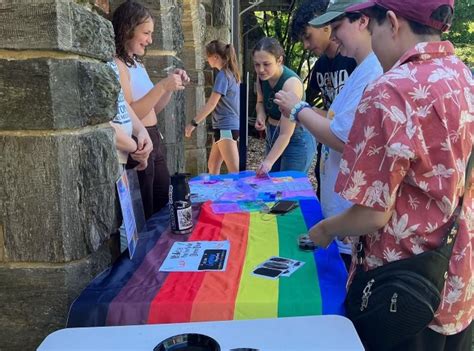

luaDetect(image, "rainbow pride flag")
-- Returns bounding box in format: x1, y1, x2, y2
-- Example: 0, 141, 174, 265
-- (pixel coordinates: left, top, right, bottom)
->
67, 198, 348, 327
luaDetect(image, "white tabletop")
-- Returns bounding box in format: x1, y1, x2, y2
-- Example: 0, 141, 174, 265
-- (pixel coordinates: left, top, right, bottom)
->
38, 315, 364, 350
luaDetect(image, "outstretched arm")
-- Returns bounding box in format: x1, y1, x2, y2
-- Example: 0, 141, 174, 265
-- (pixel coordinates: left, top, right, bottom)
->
254, 80, 266, 132
115, 58, 185, 119
185, 92, 221, 137
256, 77, 301, 176
308, 204, 392, 248
274, 91, 345, 152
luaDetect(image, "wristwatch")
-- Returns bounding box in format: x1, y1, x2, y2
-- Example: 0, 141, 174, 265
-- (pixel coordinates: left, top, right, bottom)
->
190, 119, 199, 127
289, 101, 310, 123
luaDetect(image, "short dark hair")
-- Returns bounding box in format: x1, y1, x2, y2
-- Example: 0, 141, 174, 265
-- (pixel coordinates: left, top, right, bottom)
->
328, 12, 363, 25
290, 0, 330, 41
345, 12, 363, 23
364, 4, 453, 36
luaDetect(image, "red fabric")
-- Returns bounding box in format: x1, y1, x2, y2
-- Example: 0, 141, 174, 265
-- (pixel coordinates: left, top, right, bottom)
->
147, 202, 224, 323
336, 41, 473, 335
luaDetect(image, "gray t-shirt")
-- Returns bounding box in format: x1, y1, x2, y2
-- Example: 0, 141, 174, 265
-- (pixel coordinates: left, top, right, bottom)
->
212, 69, 240, 130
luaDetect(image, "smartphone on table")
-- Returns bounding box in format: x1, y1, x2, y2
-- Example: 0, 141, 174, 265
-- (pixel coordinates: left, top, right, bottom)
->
269, 200, 298, 214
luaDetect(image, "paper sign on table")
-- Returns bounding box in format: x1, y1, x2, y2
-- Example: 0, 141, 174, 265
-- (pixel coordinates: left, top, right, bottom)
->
116, 171, 139, 259
159, 241, 230, 272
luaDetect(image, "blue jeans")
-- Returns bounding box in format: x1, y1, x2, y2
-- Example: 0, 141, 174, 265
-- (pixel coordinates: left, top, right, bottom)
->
265, 123, 316, 173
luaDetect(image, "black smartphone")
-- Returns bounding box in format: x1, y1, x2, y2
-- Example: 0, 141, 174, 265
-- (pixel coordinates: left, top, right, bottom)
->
298, 234, 318, 251
269, 200, 298, 214
252, 267, 283, 278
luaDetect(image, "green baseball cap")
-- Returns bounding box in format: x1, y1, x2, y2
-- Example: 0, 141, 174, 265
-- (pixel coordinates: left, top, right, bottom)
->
309, 0, 366, 27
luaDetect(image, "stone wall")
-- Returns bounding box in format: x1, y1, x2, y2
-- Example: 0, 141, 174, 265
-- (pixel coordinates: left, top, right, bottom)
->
0, 0, 230, 349
182, 0, 208, 175
0, 1, 119, 349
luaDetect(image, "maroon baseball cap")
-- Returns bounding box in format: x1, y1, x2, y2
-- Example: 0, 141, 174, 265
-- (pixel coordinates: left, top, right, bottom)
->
346, 0, 454, 31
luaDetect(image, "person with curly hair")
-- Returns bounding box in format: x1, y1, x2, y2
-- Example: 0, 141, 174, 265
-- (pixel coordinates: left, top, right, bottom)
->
111, 0, 189, 220
290, 0, 356, 220
275, 0, 383, 272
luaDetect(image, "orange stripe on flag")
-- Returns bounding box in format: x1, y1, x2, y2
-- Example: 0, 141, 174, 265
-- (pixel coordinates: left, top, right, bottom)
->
147, 203, 224, 323
190, 212, 250, 321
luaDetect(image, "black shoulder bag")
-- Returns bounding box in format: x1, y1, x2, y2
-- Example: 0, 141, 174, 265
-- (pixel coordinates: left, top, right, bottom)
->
345, 148, 473, 351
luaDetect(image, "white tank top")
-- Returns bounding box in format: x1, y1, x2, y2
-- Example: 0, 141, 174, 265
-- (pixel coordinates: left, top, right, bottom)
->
127, 60, 154, 101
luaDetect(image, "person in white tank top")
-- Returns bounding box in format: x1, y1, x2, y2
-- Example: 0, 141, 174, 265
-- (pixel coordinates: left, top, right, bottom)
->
107, 59, 152, 171
111, 1, 190, 220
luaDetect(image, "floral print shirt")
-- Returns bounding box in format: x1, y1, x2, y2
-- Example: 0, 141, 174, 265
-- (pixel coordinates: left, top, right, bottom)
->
335, 41, 474, 335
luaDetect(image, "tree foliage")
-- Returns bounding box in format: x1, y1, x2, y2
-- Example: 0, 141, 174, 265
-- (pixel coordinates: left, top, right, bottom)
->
253, 0, 312, 81
252, 0, 473, 70
443, 0, 474, 66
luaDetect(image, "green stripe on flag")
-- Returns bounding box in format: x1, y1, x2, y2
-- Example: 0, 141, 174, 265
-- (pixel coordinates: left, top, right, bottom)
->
277, 206, 322, 316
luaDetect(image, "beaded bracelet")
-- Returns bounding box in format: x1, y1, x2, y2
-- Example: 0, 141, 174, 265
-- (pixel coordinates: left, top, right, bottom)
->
289, 101, 310, 123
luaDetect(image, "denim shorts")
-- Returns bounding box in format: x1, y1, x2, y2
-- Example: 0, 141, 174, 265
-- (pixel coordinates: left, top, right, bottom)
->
265, 123, 316, 173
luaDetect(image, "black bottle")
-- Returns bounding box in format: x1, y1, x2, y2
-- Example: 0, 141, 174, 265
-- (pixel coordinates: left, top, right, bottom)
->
169, 173, 193, 234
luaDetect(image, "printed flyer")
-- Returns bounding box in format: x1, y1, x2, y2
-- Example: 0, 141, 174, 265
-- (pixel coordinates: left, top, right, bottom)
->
159, 241, 230, 272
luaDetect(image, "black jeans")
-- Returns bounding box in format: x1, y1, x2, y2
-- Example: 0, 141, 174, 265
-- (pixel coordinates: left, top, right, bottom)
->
126, 126, 170, 220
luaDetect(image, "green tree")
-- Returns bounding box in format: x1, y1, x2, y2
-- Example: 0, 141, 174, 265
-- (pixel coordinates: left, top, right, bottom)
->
444, 0, 474, 66
253, 0, 311, 78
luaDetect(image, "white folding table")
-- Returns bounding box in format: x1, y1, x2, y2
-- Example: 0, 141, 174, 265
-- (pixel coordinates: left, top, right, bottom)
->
38, 315, 364, 350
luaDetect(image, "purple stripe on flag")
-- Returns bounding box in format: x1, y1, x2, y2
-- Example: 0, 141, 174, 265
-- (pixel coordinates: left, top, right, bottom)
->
105, 207, 201, 325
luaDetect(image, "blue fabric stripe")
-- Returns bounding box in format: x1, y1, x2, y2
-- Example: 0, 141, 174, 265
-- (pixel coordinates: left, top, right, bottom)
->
299, 198, 347, 315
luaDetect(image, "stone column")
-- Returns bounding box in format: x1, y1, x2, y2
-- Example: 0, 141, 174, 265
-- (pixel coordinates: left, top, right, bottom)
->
182, 0, 207, 175
182, 0, 233, 175
0, 1, 119, 349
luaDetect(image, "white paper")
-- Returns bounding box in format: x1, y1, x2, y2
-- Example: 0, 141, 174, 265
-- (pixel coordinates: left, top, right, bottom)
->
159, 241, 230, 272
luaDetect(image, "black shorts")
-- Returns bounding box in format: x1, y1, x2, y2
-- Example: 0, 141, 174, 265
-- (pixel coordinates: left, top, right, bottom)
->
213, 129, 239, 142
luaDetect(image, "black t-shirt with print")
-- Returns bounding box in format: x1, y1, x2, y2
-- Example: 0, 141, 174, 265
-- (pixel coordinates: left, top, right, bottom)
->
305, 53, 356, 199
306, 53, 357, 109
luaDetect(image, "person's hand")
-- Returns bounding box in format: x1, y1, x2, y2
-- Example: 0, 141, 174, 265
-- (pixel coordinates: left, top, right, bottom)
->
160, 73, 184, 92
135, 159, 148, 171
255, 115, 266, 131
174, 68, 190, 85
273, 90, 301, 118
185, 123, 195, 138
256, 160, 272, 177
308, 221, 335, 249
135, 129, 153, 157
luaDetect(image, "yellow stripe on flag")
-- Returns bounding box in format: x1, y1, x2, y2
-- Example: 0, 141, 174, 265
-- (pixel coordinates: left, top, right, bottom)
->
233, 212, 279, 320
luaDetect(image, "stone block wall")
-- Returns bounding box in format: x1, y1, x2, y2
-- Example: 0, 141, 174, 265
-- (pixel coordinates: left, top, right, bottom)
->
182, 0, 208, 175
0, 1, 119, 349
0, 0, 230, 349
185, 0, 232, 175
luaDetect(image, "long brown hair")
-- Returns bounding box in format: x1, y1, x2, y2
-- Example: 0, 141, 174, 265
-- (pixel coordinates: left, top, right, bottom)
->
206, 40, 241, 83
111, 0, 153, 67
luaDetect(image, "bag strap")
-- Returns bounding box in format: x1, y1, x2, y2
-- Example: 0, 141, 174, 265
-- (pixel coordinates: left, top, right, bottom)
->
355, 146, 474, 266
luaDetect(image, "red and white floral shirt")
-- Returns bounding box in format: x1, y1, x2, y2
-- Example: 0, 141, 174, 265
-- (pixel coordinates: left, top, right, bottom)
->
335, 41, 474, 335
